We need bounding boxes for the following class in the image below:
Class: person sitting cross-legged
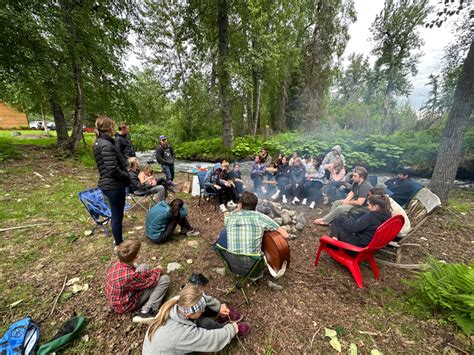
[205,167,239,213]
[270,156,291,203]
[105,240,170,324]
[146,199,200,244]
[384,168,423,207]
[314,166,372,225]
[216,191,289,258]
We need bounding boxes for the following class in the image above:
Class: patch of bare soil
[1,145,472,354]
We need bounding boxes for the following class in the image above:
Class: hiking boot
[217,308,243,324]
[132,310,155,325]
[186,229,200,237]
[219,204,228,213]
[237,322,251,337]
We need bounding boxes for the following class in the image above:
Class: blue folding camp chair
[197,171,219,211]
[78,188,131,237]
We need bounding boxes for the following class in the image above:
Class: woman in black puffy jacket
[93,116,130,249]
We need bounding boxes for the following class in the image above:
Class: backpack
[37,315,86,355]
[0,317,40,355]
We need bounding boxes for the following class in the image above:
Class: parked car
[46,121,56,130]
[29,121,44,129]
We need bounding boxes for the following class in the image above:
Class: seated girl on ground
[329,194,391,248]
[145,199,200,244]
[142,284,250,354]
[128,158,166,201]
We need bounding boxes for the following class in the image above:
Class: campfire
[256,199,307,238]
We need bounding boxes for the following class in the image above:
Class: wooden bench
[375,188,441,269]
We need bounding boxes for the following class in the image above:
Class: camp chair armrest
[319,236,365,252]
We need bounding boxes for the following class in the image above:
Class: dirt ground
[1,145,473,354]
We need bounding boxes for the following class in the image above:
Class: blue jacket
[146,201,188,241]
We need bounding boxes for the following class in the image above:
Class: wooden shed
[0,101,28,129]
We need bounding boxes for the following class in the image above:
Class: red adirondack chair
[313,215,405,288]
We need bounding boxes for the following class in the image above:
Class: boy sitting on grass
[105,240,170,324]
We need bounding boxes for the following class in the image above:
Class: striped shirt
[224,210,279,255]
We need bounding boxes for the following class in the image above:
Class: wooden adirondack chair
[376,188,441,269]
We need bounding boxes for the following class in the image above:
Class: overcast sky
[344,0,458,109]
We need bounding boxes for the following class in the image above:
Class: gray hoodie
[322,145,345,167]
[142,295,236,354]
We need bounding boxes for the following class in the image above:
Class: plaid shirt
[224,210,279,255]
[105,261,161,313]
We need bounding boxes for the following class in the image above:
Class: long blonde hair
[147,285,203,341]
[128,157,139,171]
[93,116,116,146]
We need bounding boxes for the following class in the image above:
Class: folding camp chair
[78,188,131,237]
[376,188,441,269]
[314,215,404,288]
[214,243,265,304]
[197,171,219,211]
[127,188,156,212]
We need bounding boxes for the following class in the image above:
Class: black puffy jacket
[93,134,130,190]
[115,133,136,159]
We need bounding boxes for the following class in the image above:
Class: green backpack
[37,315,86,355]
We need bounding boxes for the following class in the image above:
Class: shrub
[404,257,474,336]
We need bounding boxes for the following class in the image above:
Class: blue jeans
[216,228,228,249]
[102,187,126,246]
[161,164,175,181]
[252,175,263,197]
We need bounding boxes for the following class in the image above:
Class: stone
[287,210,296,217]
[213,267,226,276]
[10,131,21,137]
[167,262,182,273]
[186,259,193,264]
[268,281,283,291]
[295,222,305,231]
[281,213,292,225]
[290,225,298,233]
[280,225,291,232]
[288,234,298,240]
[270,202,283,217]
[187,240,199,248]
[273,217,283,225]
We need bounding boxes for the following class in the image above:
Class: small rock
[420,237,427,241]
[151,256,157,261]
[128,231,135,234]
[287,210,296,217]
[187,240,199,248]
[213,267,226,276]
[288,234,298,240]
[281,213,292,225]
[10,131,21,136]
[84,230,92,236]
[295,222,305,231]
[82,334,89,342]
[167,262,182,273]
[134,226,144,230]
[273,217,283,225]
[268,281,283,291]
[186,259,193,264]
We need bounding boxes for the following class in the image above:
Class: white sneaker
[309,201,315,209]
[282,195,287,204]
[219,204,228,213]
[302,198,307,205]
[271,190,280,200]
[227,201,236,208]
[292,197,300,205]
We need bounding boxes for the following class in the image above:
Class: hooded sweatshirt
[322,145,345,167]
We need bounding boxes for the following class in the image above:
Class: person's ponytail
[147,298,178,341]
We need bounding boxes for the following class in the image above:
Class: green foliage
[0,141,21,161]
[404,257,474,336]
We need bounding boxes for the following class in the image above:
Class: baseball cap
[160,135,167,140]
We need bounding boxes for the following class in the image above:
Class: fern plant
[404,257,474,336]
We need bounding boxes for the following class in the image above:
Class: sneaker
[309,201,315,209]
[291,197,300,205]
[237,322,251,338]
[227,201,236,208]
[113,246,118,255]
[216,308,243,323]
[282,195,287,204]
[186,229,200,237]
[302,198,307,205]
[219,204,228,213]
[271,190,280,200]
[132,310,155,325]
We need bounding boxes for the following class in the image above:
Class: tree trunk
[65,59,85,154]
[276,72,289,131]
[217,0,233,149]
[429,39,474,204]
[252,69,261,135]
[245,88,253,134]
[49,99,69,144]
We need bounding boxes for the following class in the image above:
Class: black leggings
[196,308,224,330]
[102,187,126,246]
[149,215,193,244]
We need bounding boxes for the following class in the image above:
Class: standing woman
[93,116,130,249]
